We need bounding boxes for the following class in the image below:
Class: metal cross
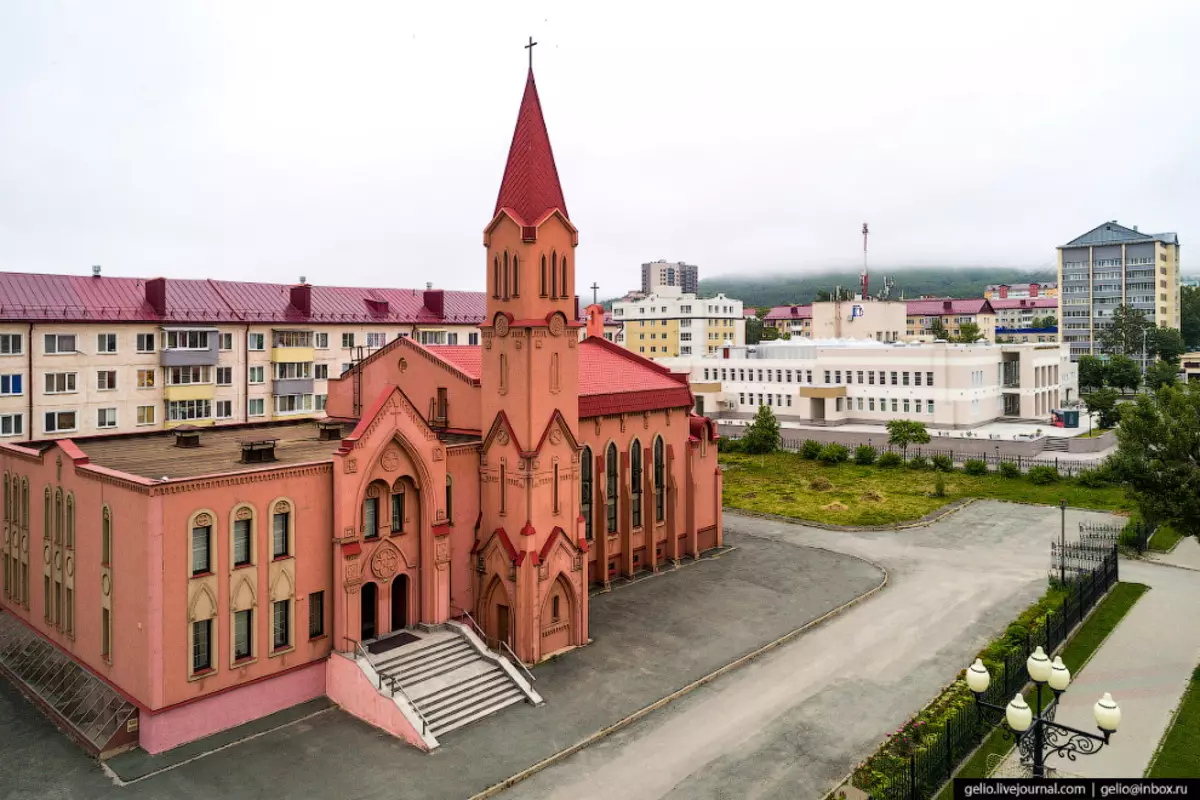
[525,36,538,69]
[590,282,599,305]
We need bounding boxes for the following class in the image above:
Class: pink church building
[0,65,722,757]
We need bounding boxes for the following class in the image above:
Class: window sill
[308,633,328,643]
[272,555,292,562]
[188,667,216,682]
[233,562,254,571]
[190,571,213,579]
[232,656,256,667]
[269,645,295,659]
[389,529,404,537]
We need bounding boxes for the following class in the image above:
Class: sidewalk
[1023,560,1200,778]
[1149,535,1200,571]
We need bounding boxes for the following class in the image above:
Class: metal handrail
[451,605,536,684]
[344,636,430,736]
[499,639,537,685]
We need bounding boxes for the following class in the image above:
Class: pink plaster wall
[139,659,327,754]
[446,445,481,615]
[325,652,428,750]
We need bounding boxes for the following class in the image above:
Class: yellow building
[611,287,744,358]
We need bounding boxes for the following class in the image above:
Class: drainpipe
[27,323,34,441]
[244,323,251,423]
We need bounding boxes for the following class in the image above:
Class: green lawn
[936,583,1149,796]
[1078,427,1114,439]
[1147,523,1186,553]
[721,452,1131,527]
[1147,664,1200,778]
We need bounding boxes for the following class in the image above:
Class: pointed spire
[494,69,569,225]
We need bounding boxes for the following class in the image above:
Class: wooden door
[497,604,510,647]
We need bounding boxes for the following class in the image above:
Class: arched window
[43,487,50,540]
[550,352,560,393]
[499,353,508,393]
[540,255,548,297]
[493,256,501,298]
[390,481,405,533]
[512,255,520,298]
[630,439,643,528]
[654,437,666,522]
[550,252,558,299]
[503,251,510,301]
[605,443,618,534]
[445,475,453,522]
[3,471,8,523]
[500,462,508,515]
[65,494,74,548]
[363,488,380,540]
[21,478,28,529]
[561,257,568,299]
[101,507,112,566]
[272,501,292,558]
[580,447,593,540]
[54,489,63,544]
[552,460,560,514]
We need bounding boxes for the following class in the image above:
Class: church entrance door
[496,604,510,648]
[391,575,408,632]
[361,582,377,642]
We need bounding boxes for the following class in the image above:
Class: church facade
[0,66,721,755]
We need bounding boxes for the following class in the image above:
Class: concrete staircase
[1041,437,1070,453]
[366,624,540,743]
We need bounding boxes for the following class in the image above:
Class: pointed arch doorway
[361,582,378,642]
[391,574,409,632]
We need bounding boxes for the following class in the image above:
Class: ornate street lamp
[966,649,1120,778]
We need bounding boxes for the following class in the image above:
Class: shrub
[800,439,823,460]
[854,445,877,466]
[933,472,946,497]
[1076,467,1109,488]
[907,455,930,471]
[720,437,743,454]
[999,461,1020,478]
[1027,465,1060,485]
[931,454,954,472]
[878,451,903,468]
[809,476,833,491]
[818,443,849,464]
[963,459,988,476]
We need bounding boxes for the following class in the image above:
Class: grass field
[720,452,1131,527]
[1147,523,1186,553]
[936,583,1149,795]
[1147,664,1200,778]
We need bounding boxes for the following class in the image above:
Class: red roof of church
[493,69,569,225]
[425,345,483,378]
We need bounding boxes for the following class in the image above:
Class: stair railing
[346,636,430,737]
[451,605,536,684]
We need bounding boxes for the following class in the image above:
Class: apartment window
[903,399,910,413]
[786,395,792,407]
[97,408,117,428]
[857,397,864,411]
[249,366,264,384]
[167,366,210,385]
[97,370,117,390]
[249,398,265,417]
[0,414,23,437]
[341,333,355,348]
[314,364,328,380]
[0,334,23,355]
[272,331,313,348]
[315,394,327,411]
[927,372,934,386]
[215,400,232,419]
[869,398,876,411]
[136,405,155,425]
[868,372,875,385]
[44,334,76,354]
[364,332,385,349]
[928,400,935,414]
[167,399,211,421]
[272,600,290,651]
[890,371,898,385]
[97,333,118,353]
[137,369,156,388]
[233,516,252,567]
[164,330,209,350]
[891,399,898,412]
[915,373,922,387]
[0,375,21,396]
[215,366,233,386]
[835,370,842,383]
[219,332,233,351]
[43,411,77,434]
[234,609,253,661]
[130,332,154,354]
[823,370,831,384]
[915,399,923,413]
[274,394,313,414]
[309,591,325,638]
[315,332,329,349]
[248,333,265,351]
[192,619,212,672]
[468,332,480,346]
[192,523,211,575]
[44,373,77,394]
[272,507,290,558]
[273,362,312,380]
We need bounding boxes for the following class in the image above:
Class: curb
[468,552,890,800]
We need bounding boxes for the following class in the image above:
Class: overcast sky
[2,1,1197,297]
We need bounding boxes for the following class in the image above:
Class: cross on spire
[525,36,538,69]
[590,282,599,305]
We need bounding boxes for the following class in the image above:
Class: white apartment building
[0,272,486,442]
[663,339,1077,428]
[611,286,745,358]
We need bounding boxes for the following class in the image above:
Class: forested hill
[700,267,1057,308]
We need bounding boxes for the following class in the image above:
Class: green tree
[952,321,984,343]
[759,325,780,341]
[741,404,781,454]
[886,419,930,461]
[745,316,764,345]
[1097,304,1151,357]
[1148,327,1186,365]
[1110,383,1200,535]
[1085,387,1121,428]
[1145,359,1180,391]
[1078,355,1108,391]
[928,319,950,340]
[1181,285,1200,349]
[1107,355,1141,393]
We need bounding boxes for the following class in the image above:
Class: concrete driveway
[500,501,1127,800]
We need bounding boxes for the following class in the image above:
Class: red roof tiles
[493,69,569,226]
[904,298,996,316]
[987,298,1058,311]
[764,305,812,321]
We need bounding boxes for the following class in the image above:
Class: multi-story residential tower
[640,260,698,294]
[611,286,744,358]
[1057,221,1181,362]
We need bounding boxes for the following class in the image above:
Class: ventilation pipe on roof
[426,282,433,290]
[146,277,167,314]
[423,288,444,318]
[290,282,312,315]
[91,265,101,277]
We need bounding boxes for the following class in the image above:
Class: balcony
[271,346,315,363]
[164,383,215,402]
[272,377,315,395]
[160,339,219,367]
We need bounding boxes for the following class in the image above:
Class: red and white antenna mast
[861,222,870,300]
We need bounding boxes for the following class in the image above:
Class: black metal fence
[859,546,1119,800]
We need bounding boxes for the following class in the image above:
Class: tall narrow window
[272,506,290,557]
[580,447,593,540]
[493,257,501,298]
[503,251,510,301]
[499,353,508,393]
[64,586,73,635]
[364,496,379,539]
[101,507,111,565]
[65,494,74,548]
[101,608,111,660]
[390,488,404,533]
[512,255,520,297]
[193,619,212,672]
[605,443,618,533]
[630,440,643,528]
[234,609,253,660]
[43,488,50,541]
[445,476,453,522]
[654,437,666,522]
[561,257,568,299]
[550,352,560,393]
[550,252,558,299]
[192,523,211,575]
[233,515,252,566]
[54,489,63,543]
[500,463,507,514]
[552,595,560,621]
[540,255,548,297]
[552,462,560,513]
[272,600,290,650]
[309,591,325,638]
